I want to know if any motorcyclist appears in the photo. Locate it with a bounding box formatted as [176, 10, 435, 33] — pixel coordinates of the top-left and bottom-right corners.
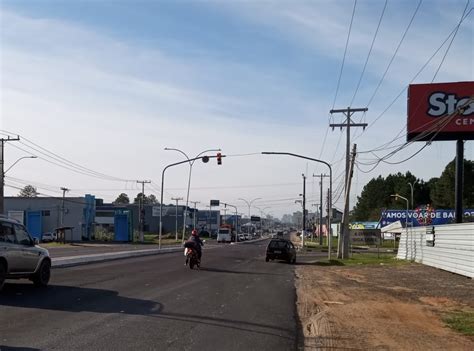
[185, 229, 204, 261]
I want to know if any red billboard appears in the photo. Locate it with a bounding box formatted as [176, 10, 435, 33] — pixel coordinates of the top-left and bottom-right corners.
[407, 81, 473, 141]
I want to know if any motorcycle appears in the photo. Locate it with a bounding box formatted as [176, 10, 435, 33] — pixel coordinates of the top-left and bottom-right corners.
[184, 247, 200, 270]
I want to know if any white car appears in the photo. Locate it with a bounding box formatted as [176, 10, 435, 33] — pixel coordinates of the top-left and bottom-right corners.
[237, 234, 245, 242]
[41, 232, 57, 242]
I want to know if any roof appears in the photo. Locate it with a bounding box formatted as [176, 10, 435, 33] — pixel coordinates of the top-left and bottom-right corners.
[381, 220, 404, 233]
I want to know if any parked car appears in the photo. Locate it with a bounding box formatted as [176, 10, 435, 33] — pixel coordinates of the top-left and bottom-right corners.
[0, 217, 51, 291]
[237, 234, 245, 242]
[41, 232, 57, 242]
[265, 238, 296, 264]
[244, 233, 251, 240]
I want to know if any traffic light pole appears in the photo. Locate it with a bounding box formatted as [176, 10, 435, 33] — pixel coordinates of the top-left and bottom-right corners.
[159, 154, 224, 249]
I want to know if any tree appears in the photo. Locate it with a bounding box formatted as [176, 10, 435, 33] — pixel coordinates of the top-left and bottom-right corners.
[430, 159, 474, 208]
[148, 194, 158, 204]
[114, 193, 130, 204]
[18, 185, 38, 197]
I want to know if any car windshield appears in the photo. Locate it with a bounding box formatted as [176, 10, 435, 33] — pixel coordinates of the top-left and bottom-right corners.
[269, 241, 287, 249]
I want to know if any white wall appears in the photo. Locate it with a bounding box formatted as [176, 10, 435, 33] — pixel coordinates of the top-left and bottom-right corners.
[397, 223, 474, 278]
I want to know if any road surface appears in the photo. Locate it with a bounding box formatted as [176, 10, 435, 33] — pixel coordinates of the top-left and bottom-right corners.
[0, 239, 301, 351]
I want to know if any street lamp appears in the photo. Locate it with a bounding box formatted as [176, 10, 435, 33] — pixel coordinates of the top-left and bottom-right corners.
[238, 197, 262, 218]
[1, 155, 37, 214]
[391, 193, 410, 258]
[261, 152, 333, 259]
[238, 197, 261, 235]
[407, 180, 417, 210]
[165, 147, 221, 243]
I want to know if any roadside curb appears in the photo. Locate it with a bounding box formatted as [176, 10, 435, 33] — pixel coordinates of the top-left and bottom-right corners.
[51, 244, 222, 268]
[51, 247, 183, 268]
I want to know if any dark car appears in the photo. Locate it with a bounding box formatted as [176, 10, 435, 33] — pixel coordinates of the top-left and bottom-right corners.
[265, 239, 296, 264]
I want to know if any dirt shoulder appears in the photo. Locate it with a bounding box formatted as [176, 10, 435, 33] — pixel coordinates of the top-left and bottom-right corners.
[295, 260, 474, 350]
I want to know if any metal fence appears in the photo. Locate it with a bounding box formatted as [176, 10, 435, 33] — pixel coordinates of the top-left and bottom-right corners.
[397, 222, 474, 278]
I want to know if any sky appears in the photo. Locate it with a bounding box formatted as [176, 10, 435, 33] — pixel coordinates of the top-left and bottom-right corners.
[1, 0, 473, 219]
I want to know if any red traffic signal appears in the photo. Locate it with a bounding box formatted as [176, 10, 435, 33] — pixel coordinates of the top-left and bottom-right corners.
[217, 152, 222, 165]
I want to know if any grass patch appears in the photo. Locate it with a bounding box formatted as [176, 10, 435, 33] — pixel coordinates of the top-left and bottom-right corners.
[39, 242, 74, 248]
[314, 253, 406, 267]
[443, 310, 474, 336]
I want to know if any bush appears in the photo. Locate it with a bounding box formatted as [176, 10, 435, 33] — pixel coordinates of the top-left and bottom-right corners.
[94, 228, 114, 242]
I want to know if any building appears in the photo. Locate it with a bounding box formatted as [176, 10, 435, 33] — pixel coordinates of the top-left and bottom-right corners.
[5, 195, 95, 241]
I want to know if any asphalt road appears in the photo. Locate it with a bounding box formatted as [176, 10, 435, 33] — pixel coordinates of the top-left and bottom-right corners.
[0, 239, 302, 351]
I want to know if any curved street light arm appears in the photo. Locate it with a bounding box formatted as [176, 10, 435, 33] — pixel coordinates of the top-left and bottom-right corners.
[4, 156, 37, 175]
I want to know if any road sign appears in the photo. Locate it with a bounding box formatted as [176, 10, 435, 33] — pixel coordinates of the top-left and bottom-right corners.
[210, 200, 220, 207]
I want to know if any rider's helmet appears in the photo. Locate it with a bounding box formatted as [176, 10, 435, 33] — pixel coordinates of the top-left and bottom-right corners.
[192, 229, 198, 236]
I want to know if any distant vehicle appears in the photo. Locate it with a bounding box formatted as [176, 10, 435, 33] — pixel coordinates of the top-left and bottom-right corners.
[265, 238, 296, 264]
[244, 233, 251, 240]
[276, 231, 284, 237]
[217, 227, 232, 243]
[237, 234, 245, 242]
[0, 217, 51, 291]
[41, 232, 56, 242]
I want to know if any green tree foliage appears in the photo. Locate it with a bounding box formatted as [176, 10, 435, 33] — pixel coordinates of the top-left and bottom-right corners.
[148, 194, 158, 204]
[430, 159, 474, 208]
[352, 159, 473, 220]
[133, 193, 158, 205]
[18, 185, 38, 197]
[114, 193, 130, 204]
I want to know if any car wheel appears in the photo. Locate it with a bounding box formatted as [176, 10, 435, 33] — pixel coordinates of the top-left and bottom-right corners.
[265, 256, 269, 262]
[32, 260, 51, 287]
[292, 257, 296, 264]
[0, 261, 6, 291]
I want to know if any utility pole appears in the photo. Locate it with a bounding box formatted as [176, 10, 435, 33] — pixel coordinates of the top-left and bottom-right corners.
[339, 144, 357, 259]
[0, 136, 20, 214]
[171, 197, 183, 241]
[330, 107, 367, 194]
[190, 201, 200, 229]
[313, 173, 329, 245]
[60, 187, 69, 226]
[301, 173, 306, 249]
[327, 188, 331, 257]
[136, 180, 151, 243]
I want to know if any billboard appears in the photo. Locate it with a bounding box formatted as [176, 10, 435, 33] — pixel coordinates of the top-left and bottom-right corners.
[407, 81, 474, 141]
[381, 208, 474, 227]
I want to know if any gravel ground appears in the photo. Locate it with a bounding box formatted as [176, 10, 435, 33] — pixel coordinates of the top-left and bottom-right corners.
[296, 261, 474, 350]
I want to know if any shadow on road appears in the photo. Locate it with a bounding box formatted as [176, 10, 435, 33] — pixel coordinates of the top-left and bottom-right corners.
[0, 347, 41, 351]
[199, 267, 282, 276]
[0, 283, 163, 315]
[1, 283, 296, 343]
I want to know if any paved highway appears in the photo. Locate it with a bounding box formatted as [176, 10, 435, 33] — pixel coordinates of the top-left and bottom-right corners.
[0, 239, 301, 351]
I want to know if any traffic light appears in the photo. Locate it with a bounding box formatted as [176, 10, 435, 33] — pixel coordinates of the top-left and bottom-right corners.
[217, 152, 222, 165]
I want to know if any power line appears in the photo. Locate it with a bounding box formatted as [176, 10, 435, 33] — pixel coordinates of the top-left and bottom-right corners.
[431, 0, 470, 82]
[365, 0, 423, 108]
[355, 6, 473, 139]
[331, 0, 358, 109]
[1, 130, 133, 182]
[349, 0, 388, 106]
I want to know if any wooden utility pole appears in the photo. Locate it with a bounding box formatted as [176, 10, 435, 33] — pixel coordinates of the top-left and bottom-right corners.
[313, 173, 329, 245]
[171, 197, 183, 241]
[329, 107, 367, 193]
[339, 144, 357, 259]
[136, 180, 151, 242]
[0, 136, 20, 214]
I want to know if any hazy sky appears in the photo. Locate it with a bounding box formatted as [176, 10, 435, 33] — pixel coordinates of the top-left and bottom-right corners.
[1, 0, 473, 218]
